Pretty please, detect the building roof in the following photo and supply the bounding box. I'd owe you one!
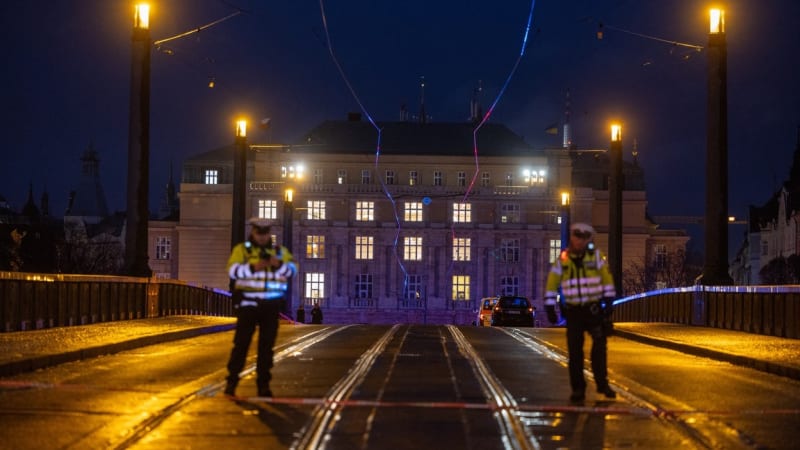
[295,119,536,157]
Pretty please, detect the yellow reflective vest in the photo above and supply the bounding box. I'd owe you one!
[545,248,615,308]
[227,241,297,304]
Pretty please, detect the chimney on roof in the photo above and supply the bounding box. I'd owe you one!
[419,76,427,124]
[347,112,362,122]
[563,89,572,149]
[470,80,484,123]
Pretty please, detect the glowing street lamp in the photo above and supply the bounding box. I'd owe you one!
[231,119,248,249]
[608,123,623,296]
[560,191,570,249]
[124,3,152,277]
[699,7,733,285]
[283,187,295,316]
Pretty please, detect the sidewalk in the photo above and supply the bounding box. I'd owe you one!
[0,316,236,377]
[0,318,798,380]
[614,322,800,380]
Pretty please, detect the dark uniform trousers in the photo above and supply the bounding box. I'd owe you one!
[564,302,609,393]
[226,299,282,393]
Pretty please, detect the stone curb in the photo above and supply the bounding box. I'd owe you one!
[0,323,236,378]
[614,329,800,381]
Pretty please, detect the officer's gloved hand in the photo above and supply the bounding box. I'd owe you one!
[600,297,615,317]
[545,305,558,324]
[600,298,615,336]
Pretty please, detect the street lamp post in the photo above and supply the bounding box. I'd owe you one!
[609,124,623,296]
[699,8,733,285]
[283,188,294,317]
[124,3,152,277]
[560,191,571,250]
[231,120,248,249]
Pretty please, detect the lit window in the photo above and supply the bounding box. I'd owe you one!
[404,202,423,222]
[337,169,347,185]
[204,169,218,184]
[453,237,471,261]
[355,236,374,260]
[305,273,325,299]
[453,202,472,223]
[434,170,443,186]
[155,236,171,260]
[258,199,277,220]
[404,236,423,261]
[306,235,325,259]
[457,171,466,187]
[306,201,326,220]
[356,201,374,221]
[361,169,371,185]
[452,275,470,301]
[314,168,323,184]
[355,274,373,299]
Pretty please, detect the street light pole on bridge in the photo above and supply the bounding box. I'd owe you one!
[124,4,152,277]
[609,124,623,297]
[699,8,733,285]
[231,120,248,249]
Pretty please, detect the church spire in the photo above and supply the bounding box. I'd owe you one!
[562,89,572,149]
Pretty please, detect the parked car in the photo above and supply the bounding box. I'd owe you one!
[491,295,534,327]
[476,296,499,326]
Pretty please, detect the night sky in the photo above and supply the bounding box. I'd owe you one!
[1,0,798,254]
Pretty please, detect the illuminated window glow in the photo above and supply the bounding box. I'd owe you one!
[453,237,471,261]
[452,275,470,300]
[453,203,472,223]
[258,199,277,219]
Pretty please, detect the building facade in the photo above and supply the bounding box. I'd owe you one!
[731,127,800,285]
[152,117,689,324]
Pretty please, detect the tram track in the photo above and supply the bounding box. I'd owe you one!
[505,327,762,449]
[107,325,352,450]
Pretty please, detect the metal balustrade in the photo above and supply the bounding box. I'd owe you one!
[612,285,800,338]
[2,270,798,337]
[0,271,233,333]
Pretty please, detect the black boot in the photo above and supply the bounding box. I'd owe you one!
[597,385,616,399]
[258,386,273,397]
[224,381,237,396]
[569,391,585,402]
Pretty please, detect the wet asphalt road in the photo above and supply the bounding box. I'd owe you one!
[1,323,799,449]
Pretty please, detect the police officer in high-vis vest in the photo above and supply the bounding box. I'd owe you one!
[224,217,297,397]
[545,222,617,402]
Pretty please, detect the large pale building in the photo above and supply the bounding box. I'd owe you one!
[157,115,687,324]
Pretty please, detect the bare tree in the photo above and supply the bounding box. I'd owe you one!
[759,255,800,284]
[622,249,701,295]
[58,220,124,274]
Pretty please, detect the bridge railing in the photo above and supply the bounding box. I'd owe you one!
[613,285,800,339]
[0,271,233,333]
